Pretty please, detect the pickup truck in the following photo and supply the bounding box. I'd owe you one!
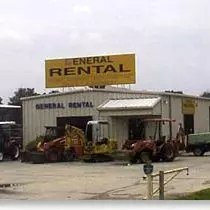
[185,132,210,156]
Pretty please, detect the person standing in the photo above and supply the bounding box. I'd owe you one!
[176,123,185,149]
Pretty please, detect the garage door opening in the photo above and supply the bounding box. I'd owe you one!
[56,116,93,141]
[183,114,194,135]
[128,118,145,140]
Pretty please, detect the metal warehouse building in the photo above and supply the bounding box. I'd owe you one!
[21,86,210,148]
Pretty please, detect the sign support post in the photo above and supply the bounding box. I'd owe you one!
[147,174,153,200]
[143,163,154,200]
[159,170,164,200]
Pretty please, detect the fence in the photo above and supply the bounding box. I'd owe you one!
[143,166,189,200]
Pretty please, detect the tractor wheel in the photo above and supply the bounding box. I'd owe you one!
[45,149,61,163]
[64,148,76,162]
[193,147,205,156]
[129,155,138,164]
[140,152,152,163]
[162,144,175,162]
[10,144,20,161]
[0,152,3,161]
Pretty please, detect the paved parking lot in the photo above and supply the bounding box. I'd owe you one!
[0,153,210,200]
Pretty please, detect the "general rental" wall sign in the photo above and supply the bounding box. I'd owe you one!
[35,101,94,110]
[45,53,136,88]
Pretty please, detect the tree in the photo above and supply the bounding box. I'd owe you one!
[200,91,210,98]
[8,88,40,106]
[0,97,3,104]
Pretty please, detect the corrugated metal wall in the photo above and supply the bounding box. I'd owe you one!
[22,90,158,146]
[22,89,210,148]
[170,97,210,134]
[164,96,210,138]
[194,99,210,133]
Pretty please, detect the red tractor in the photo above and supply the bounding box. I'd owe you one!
[122,118,179,164]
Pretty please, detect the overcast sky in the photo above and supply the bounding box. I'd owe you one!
[0,0,209,103]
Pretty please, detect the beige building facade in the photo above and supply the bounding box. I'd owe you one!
[21,87,210,148]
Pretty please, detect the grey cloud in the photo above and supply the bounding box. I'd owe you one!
[0,0,210,102]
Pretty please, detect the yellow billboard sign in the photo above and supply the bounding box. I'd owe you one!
[45,53,136,88]
[182,98,196,114]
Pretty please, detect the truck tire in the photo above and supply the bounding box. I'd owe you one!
[140,152,152,163]
[10,144,20,160]
[0,152,3,161]
[193,147,205,156]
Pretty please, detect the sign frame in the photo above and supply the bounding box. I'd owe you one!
[182,98,196,114]
[143,163,154,175]
[45,53,136,88]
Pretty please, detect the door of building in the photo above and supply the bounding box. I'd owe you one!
[183,114,194,135]
[56,116,93,141]
[128,118,145,140]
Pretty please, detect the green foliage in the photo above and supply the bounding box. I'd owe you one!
[176,188,210,200]
[200,91,210,98]
[25,135,44,152]
[8,88,40,106]
[0,97,3,104]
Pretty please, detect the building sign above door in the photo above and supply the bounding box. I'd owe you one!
[35,101,94,110]
[182,99,196,114]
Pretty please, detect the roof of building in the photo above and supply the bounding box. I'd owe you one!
[97,97,161,111]
[0,121,16,125]
[20,86,210,101]
[0,104,21,109]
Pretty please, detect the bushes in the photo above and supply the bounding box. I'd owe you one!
[25,135,44,152]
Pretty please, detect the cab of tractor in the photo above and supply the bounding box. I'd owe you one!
[85,120,110,145]
[83,120,117,160]
[37,124,85,163]
[123,118,178,163]
[143,118,175,143]
[37,126,65,153]
[44,126,65,142]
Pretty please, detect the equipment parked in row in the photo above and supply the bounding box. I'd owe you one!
[21,120,117,163]
[122,118,179,164]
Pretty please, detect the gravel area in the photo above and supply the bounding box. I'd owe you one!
[0,153,210,200]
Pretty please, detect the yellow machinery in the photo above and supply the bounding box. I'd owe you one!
[83,120,117,162]
[35,125,85,162]
[22,120,117,163]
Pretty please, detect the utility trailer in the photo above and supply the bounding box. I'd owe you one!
[185,132,210,156]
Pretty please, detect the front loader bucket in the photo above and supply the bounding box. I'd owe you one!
[21,151,46,164]
[82,154,114,163]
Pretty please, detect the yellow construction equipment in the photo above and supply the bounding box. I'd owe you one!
[21,120,117,163]
[83,120,117,162]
